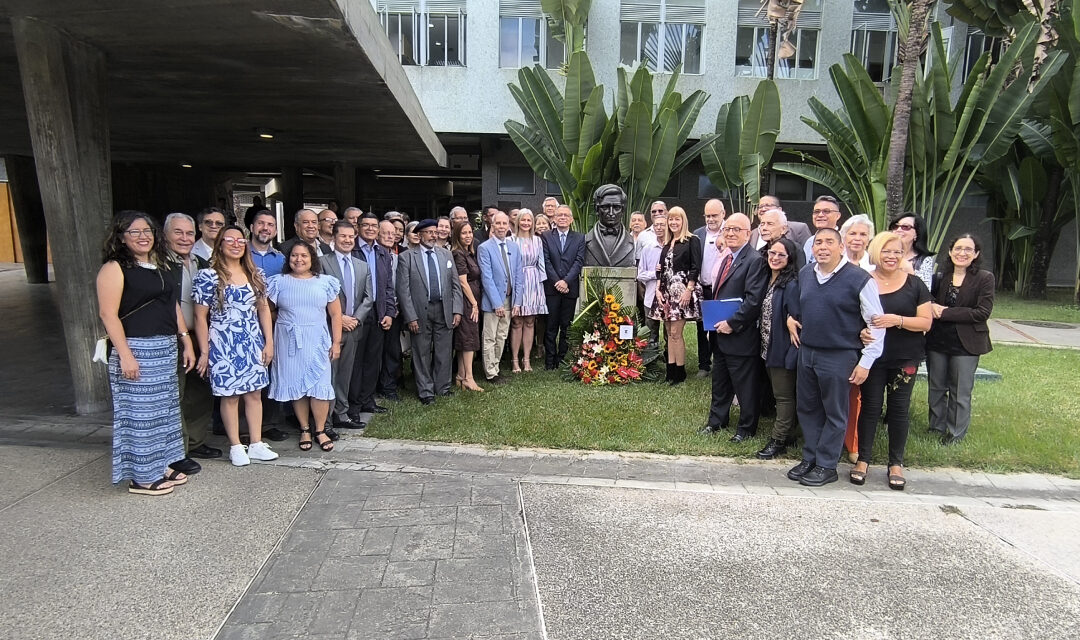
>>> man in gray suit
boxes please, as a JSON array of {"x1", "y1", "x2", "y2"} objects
[
  {"x1": 396, "y1": 219, "x2": 463, "y2": 405},
  {"x1": 320, "y1": 221, "x2": 374, "y2": 430}
]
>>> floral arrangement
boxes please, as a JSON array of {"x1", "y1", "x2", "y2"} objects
[{"x1": 566, "y1": 281, "x2": 659, "y2": 385}]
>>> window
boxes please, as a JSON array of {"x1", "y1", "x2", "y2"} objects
[
  {"x1": 735, "y1": 0, "x2": 820, "y2": 79},
  {"x1": 498, "y1": 166, "x2": 535, "y2": 195},
  {"x1": 499, "y1": 1, "x2": 567, "y2": 69},
  {"x1": 378, "y1": 1, "x2": 467, "y2": 67},
  {"x1": 964, "y1": 28, "x2": 1005, "y2": 81},
  {"x1": 851, "y1": 0, "x2": 897, "y2": 83},
  {"x1": 619, "y1": 1, "x2": 705, "y2": 74}
]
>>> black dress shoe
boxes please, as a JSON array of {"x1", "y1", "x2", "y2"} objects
[
  {"x1": 323, "y1": 427, "x2": 340, "y2": 441},
  {"x1": 334, "y1": 418, "x2": 366, "y2": 429},
  {"x1": 756, "y1": 440, "x2": 787, "y2": 460},
  {"x1": 263, "y1": 427, "x2": 289, "y2": 441},
  {"x1": 362, "y1": 405, "x2": 389, "y2": 414},
  {"x1": 380, "y1": 392, "x2": 401, "y2": 401},
  {"x1": 698, "y1": 425, "x2": 723, "y2": 436},
  {"x1": 787, "y1": 460, "x2": 814, "y2": 481},
  {"x1": 171, "y1": 457, "x2": 202, "y2": 476},
  {"x1": 729, "y1": 430, "x2": 752, "y2": 443},
  {"x1": 188, "y1": 444, "x2": 223, "y2": 459},
  {"x1": 420, "y1": 397, "x2": 435, "y2": 406},
  {"x1": 799, "y1": 465, "x2": 838, "y2": 487}
]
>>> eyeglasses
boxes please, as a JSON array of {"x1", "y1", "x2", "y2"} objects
[
  {"x1": 202, "y1": 220, "x2": 225, "y2": 228},
  {"x1": 650, "y1": 209, "x2": 664, "y2": 214},
  {"x1": 880, "y1": 249, "x2": 904, "y2": 257},
  {"x1": 891, "y1": 223, "x2": 915, "y2": 231},
  {"x1": 722, "y1": 227, "x2": 749, "y2": 233},
  {"x1": 319, "y1": 218, "x2": 337, "y2": 224},
  {"x1": 812, "y1": 209, "x2": 838, "y2": 215},
  {"x1": 222, "y1": 238, "x2": 247, "y2": 246},
  {"x1": 767, "y1": 251, "x2": 789, "y2": 259},
  {"x1": 125, "y1": 228, "x2": 154, "y2": 238},
  {"x1": 951, "y1": 246, "x2": 976, "y2": 254}
]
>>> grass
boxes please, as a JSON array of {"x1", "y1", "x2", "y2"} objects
[
  {"x1": 993, "y1": 288, "x2": 1080, "y2": 323},
  {"x1": 365, "y1": 339, "x2": 1080, "y2": 478}
]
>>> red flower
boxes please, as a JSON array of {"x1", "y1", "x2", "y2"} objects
[{"x1": 902, "y1": 364, "x2": 917, "y2": 376}]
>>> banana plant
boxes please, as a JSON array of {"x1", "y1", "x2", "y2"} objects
[
  {"x1": 505, "y1": 51, "x2": 713, "y2": 230},
  {"x1": 701, "y1": 79, "x2": 782, "y2": 214}
]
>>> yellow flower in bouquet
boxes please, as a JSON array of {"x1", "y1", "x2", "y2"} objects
[
  {"x1": 611, "y1": 303, "x2": 621, "y2": 311},
  {"x1": 604, "y1": 294, "x2": 615, "y2": 304},
  {"x1": 608, "y1": 324, "x2": 618, "y2": 334}
]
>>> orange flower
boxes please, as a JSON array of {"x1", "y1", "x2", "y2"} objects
[{"x1": 604, "y1": 294, "x2": 616, "y2": 304}]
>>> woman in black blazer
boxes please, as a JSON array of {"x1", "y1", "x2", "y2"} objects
[
  {"x1": 649, "y1": 207, "x2": 703, "y2": 385},
  {"x1": 925, "y1": 233, "x2": 995, "y2": 444},
  {"x1": 756, "y1": 237, "x2": 800, "y2": 460}
]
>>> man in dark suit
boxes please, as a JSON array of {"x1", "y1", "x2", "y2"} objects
[
  {"x1": 320, "y1": 221, "x2": 373, "y2": 430},
  {"x1": 396, "y1": 219, "x2": 463, "y2": 404},
  {"x1": 473, "y1": 204, "x2": 499, "y2": 245},
  {"x1": 692, "y1": 198, "x2": 726, "y2": 377},
  {"x1": 349, "y1": 212, "x2": 397, "y2": 426},
  {"x1": 701, "y1": 213, "x2": 769, "y2": 442},
  {"x1": 752, "y1": 195, "x2": 812, "y2": 248},
  {"x1": 541, "y1": 204, "x2": 586, "y2": 369}
]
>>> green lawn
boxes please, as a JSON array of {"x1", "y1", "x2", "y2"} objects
[
  {"x1": 365, "y1": 339, "x2": 1080, "y2": 478},
  {"x1": 993, "y1": 288, "x2": 1080, "y2": 323}
]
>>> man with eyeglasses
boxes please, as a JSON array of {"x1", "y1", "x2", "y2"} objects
[
  {"x1": 693, "y1": 199, "x2": 727, "y2": 377},
  {"x1": 786, "y1": 228, "x2": 884, "y2": 487},
  {"x1": 802, "y1": 195, "x2": 844, "y2": 264},
  {"x1": 317, "y1": 209, "x2": 338, "y2": 255},
  {"x1": 192, "y1": 207, "x2": 226, "y2": 261},
  {"x1": 701, "y1": 213, "x2": 769, "y2": 442},
  {"x1": 756, "y1": 195, "x2": 811, "y2": 247}
]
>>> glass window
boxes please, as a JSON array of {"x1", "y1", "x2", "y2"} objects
[
  {"x1": 381, "y1": 9, "x2": 466, "y2": 67},
  {"x1": 964, "y1": 30, "x2": 1004, "y2": 80},
  {"x1": 500, "y1": 18, "x2": 521, "y2": 68},
  {"x1": 618, "y1": 1, "x2": 704, "y2": 74},
  {"x1": 500, "y1": 15, "x2": 565, "y2": 69},
  {"x1": 736, "y1": 26, "x2": 819, "y2": 79},
  {"x1": 545, "y1": 22, "x2": 565, "y2": 69},
  {"x1": 498, "y1": 166, "x2": 535, "y2": 195},
  {"x1": 774, "y1": 174, "x2": 809, "y2": 201}
]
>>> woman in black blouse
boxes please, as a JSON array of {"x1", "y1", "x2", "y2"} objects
[
  {"x1": 926, "y1": 233, "x2": 994, "y2": 444},
  {"x1": 852, "y1": 231, "x2": 933, "y2": 490},
  {"x1": 649, "y1": 206, "x2": 703, "y2": 385}
]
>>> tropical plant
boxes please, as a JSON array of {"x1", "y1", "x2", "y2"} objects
[
  {"x1": 541, "y1": 0, "x2": 592, "y2": 66},
  {"x1": 504, "y1": 51, "x2": 712, "y2": 229},
  {"x1": 701, "y1": 80, "x2": 782, "y2": 214}
]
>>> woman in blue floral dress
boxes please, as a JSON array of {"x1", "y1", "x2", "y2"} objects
[
  {"x1": 193, "y1": 226, "x2": 277, "y2": 467},
  {"x1": 266, "y1": 241, "x2": 343, "y2": 453}
]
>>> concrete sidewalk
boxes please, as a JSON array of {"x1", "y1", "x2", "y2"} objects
[{"x1": 990, "y1": 317, "x2": 1080, "y2": 349}]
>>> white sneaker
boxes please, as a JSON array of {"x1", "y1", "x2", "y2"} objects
[
  {"x1": 247, "y1": 441, "x2": 279, "y2": 462},
  {"x1": 229, "y1": 444, "x2": 250, "y2": 467}
]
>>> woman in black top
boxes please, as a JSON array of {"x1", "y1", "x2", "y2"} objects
[
  {"x1": 649, "y1": 207, "x2": 703, "y2": 385},
  {"x1": 756, "y1": 238, "x2": 801, "y2": 460},
  {"x1": 852, "y1": 231, "x2": 933, "y2": 490},
  {"x1": 96, "y1": 211, "x2": 195, "y2": 496}
]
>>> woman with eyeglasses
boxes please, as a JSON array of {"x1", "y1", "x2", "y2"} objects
[
  {"x1": 193, "y1": 225, "x2": 276, "y2": 467},
  {"x1": 850, "y1": 231, "x2": 933, "y2": 490},
  {"x1": 888, "y1": 213, "x2": 935, "y2": 289},
  {"x1": 925, "y1": 233, "x2": 994, "y2": 445},
  {"x1": 755, "y1": 237, "x2": 801, "y2": 460},
  {"x1": 97, "y1": 211, "x2": 195, "y2": 496}
]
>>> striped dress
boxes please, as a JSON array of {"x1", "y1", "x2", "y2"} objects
[
  {"x1": 514, "y1": 234, "x2": 548, "y2": 316},
  {"x1": 266, "y1": 274, "x2": 340, "y2": 401}
]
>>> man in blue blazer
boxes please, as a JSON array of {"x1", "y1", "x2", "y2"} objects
[
  {"x1": 477, "y1": 211, "x2": 524, "y2": 382},
  {"x1": 701, "y1": 213, "x2": 769, "y2": 442},
  {"x1": 541, "y1": 204, "x2": 585, "y2": 369}
]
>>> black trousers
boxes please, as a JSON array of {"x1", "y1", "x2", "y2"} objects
[
  {"x1": 857, "y1": 365, "x2": 916, "y2": 467},
  {"x1": 349, "y1": 315, "x2": 382, "y2": 413},
  {"x1": 696, "y1": 284, "x2": 713, "y2": 370},
  {"x1": 706, "y1": 343, "x2": 761, "y2": 434},
  {"x1": 378, "y1": 313, "x2": 403, "y2": 396},
  {"x1": 544, "y1": 293, "x2": 576, "y2": 368}
]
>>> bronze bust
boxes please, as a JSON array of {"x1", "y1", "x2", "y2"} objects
[{"x1": 584, "y1": 184, "x2": 635, "y2": 267}]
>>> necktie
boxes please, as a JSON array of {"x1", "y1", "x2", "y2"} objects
[
  {"x1": 426, "y1": 250, "x2": 441, "y2": 302},
  {"x1": 500, "y1": 242, "x2": 512, "y2": 296},
  {"x1": 560, "y1": 232, "x2": 566, "y2": 251},
  {"x1": 715, "y1": 253, "x2": 733, "y2": 293},
  {"x1": 341, "y1": 256, "x2": 354, "y2": 316}
]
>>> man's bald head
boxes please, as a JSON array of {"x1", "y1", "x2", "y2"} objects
[
  {"x1": 758, "y1": 195, "x2": 781, "y2": 212},
  {"x1": 721, "y1": 212, "x2": 752, "y2": 250},
  {"x1": 703, "y1": 199, "x2": 726, "y2": 231}
]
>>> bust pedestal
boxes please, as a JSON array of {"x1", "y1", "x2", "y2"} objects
[{"x1": 580, "y1": 266, "x2": 638, "y2": 311}]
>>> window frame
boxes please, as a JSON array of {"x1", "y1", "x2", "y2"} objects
[
  {"x1": 734, "y1": 25, "x2": 820, "y2": 80},
  {"x1": 380, "y1": 4, "x2": 467, "y2": 67},
  {"x1": 498, "y1": 15, "x2": 566, "y2": 69}
]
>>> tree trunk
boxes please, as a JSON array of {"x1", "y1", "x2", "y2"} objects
[
  {"x1": 766, "y1": 21, "x2": 778, "y2": 81},
  {"x1": 885, "y1": 0, "x2": 935, "y2": 220},
  {"x1": 1024, "y1": 166, "x2": 1064, "y2": 299}
]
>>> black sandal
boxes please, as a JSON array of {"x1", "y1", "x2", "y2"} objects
[
  {"x1": 298, "y1": 426, "x2": 313, "y2": 452},
  {"x1": 849, "y1": 462, "x2": 868, "y2": 486},
  {"x1": 163, "y1": 469, "x2": 188, "y2": 485},
  {"x1": 313, "y1": 429, "x2": 334, "y2": 452},
  {"x1": 888, "y1": 465, "x2": 907, "y2": 491},
  {"x1": 129, "y1": 479, "x2": 174, "y2": 496}
]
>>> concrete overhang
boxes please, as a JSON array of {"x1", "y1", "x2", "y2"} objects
[{"x1": 0, "y1": 0, "x2": 446, "y2": 169}]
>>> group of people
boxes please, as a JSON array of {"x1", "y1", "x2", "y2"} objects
[{"x1": 97, "y1": 192, "x2": 994, "y2": 496}]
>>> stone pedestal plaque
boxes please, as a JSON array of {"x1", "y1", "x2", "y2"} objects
[{"x1": 580, "y1": 266, "x2": 638, "y2": 310}]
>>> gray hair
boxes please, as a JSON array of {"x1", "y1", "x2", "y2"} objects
[
  {"x1": 164, "y1": 212, "x2": 195, "y2": 231},
  {"x1": 760, "y1": 208, "x2": 788, "y2": 225},
  {"x1": 294, "y1": 208, "x2": 316, "y2": 224},
  {"x1": 343, "y1": 206, "x2": 362, "y2": 217},
  {"x1": 840, "y1": 214, "x2": 875, "y2": 238},
  {"x1": 449, "y1": 206, "x2": 467, "y2": 217}
]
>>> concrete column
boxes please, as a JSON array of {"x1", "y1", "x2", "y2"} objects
[
  {"x1": 2, "y1": 155, "x2": 49, "y2": 283},
  {"x1": 334, "y1": 162, "x2": 357, "y2": 209},
  {"x1": 280, "y1": 167, "x2": 304, "y2": 239},
  {"x1": 13, "y1": 17, "x2": 112, "y2": 414}
]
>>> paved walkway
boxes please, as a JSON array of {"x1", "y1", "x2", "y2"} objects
[{"x1": 990, "y1": 317, "x2": 1080, "y2": 349}]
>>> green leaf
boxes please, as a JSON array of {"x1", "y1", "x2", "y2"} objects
[
  {"x1": 641, "y1": 108, "x2": 681, "y2": 204},
  {"x1": 629, "y1": 64, "x2": 653, "y2": 116},
  {"x1": 505, "y1": 120, "x2": 575, "y2": 191},
  {"x1": 563, "y1": 51, "x2": 596, "y2": 151},
  {"x1": 739, "y1": 80, "x2": 781, "y2": 176},
  {"x1": 577, "y1": 85, "x2": 608, "y2": 160},
  {"x1": 617, "y1": 101, "x2": 652, "y2": 186}
]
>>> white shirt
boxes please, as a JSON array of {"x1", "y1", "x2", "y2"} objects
[
  {"x1": 813, "y1": 256, "x2": 885, "y2": 369},
  {"x1": 700, "y1": 228, "x2": 722, "y2": 288},
  {"x1": 636, "y1": 234, "x2": 662, "y2": 308},
  {"x1": 635, "y1": 229, "x2": 658, "y2": 263},
  {"x1": 192, "y1": 238, "x2": 213, "y2": 262}
]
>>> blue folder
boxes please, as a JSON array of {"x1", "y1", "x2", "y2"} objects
[{"x1": 702, "y1": 298, "x2": 743, "y2": 329}]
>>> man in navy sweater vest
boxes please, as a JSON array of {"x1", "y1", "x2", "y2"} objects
[{"x1": 787, "y1": 228, "x2": 884, "y2": 486}]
